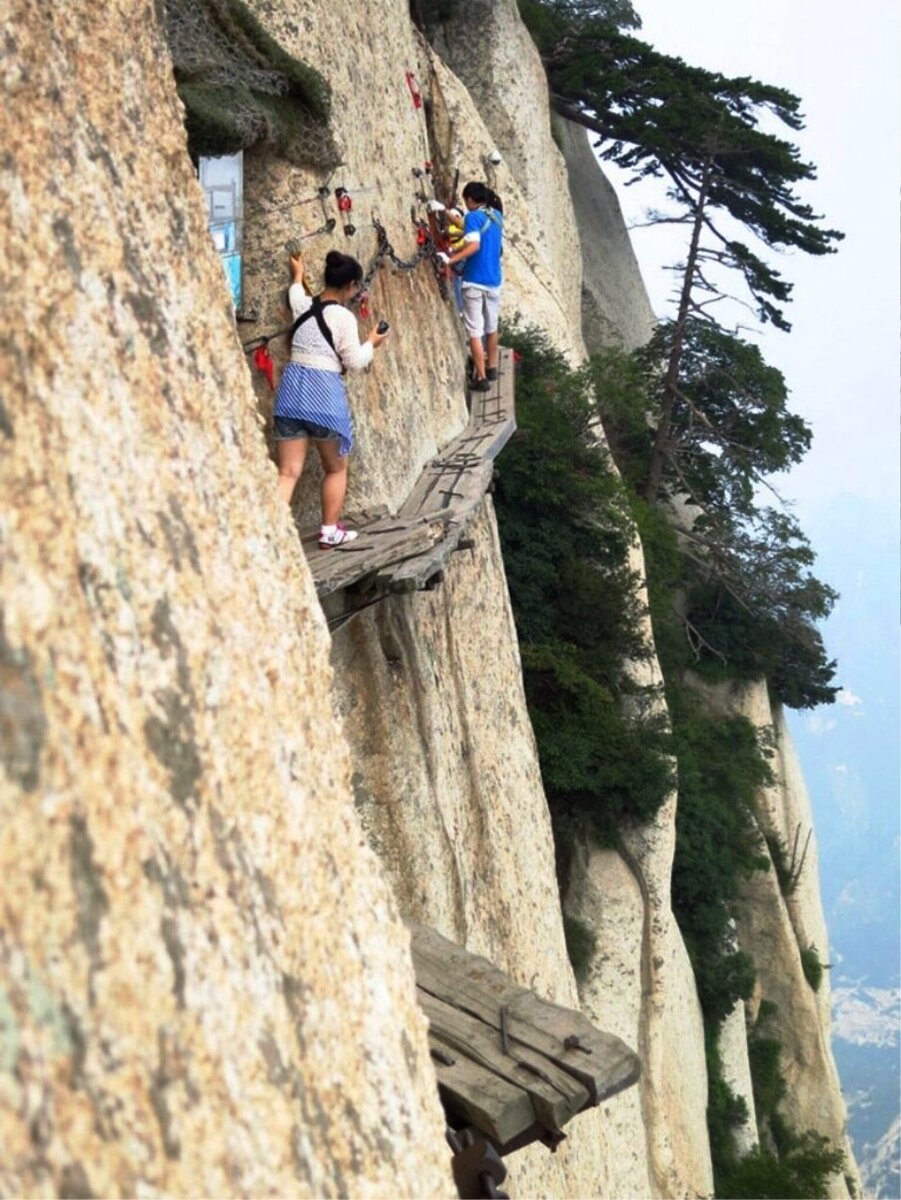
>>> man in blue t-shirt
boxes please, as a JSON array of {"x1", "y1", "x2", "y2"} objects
[{"x1": 440, "y1": 181, "x2": 504, "y2": 392}]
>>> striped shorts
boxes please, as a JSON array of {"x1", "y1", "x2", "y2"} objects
[{"x1": 274, "y1": 364, "x2": 353, "y2": 457}]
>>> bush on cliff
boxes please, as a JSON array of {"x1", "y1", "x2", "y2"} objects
[
  {"x1": 669, "y1": 697, "x2": 771, "y2": 1024},
  {"x1": 799, "y1": 942, "x2": 827, "y2": 992},
  {"x1": 591, "y1": 342, "x2": 838, "y2": 710},
  {"x1": 493, "y1": 320, "x2": 673, "y2": 846},
  {"x1": 718, "y1": 1134, "x2": 846, "y2": 1200}
]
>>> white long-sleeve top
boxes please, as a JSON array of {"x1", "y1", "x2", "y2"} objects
[{"x1": 288, "y1": 284, "x2": 374, "y2": 373}]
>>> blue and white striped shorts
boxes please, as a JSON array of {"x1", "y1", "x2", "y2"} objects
[{"x1": 274, "y1": 364, "x2": 353, "y2": 456}]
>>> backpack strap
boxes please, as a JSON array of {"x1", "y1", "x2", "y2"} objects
[
  {"x1": 477, "y1": 208, "x2": 504, "y2": 258},
  {"x1": 479, "y1": 208, "x2": 503, "y2": 236},
  {"x1": 289, "y1": 295, "x2": 345, "y2": 373}
]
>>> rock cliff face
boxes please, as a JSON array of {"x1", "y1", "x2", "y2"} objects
[
  {"x1": 555, "y1": 119, "x2": 657, "y2": 354},
  {"x1": 0, "y1": 3, "x2": 450, "y2": 1195},
  {"x1": 0, "y1": 0, "x2": 855, "y2": 1197},
  {"x1": 696, "y1": 678, "x2": 860, "y2": 1197}
]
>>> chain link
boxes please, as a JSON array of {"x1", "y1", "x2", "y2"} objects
[{"x1": 243, "y1": 217, "x2": 439, "y2": 351}]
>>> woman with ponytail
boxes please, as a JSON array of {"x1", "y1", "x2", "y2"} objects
[{"x1": 273, "y1": 249, "x2": 390, "y2": 548}]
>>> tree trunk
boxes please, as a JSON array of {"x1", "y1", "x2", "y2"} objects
[{"x1": 644, "y1": 157, "x2": 713, "y2": 504}]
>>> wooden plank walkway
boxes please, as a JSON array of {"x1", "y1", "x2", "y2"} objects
[
  {"x1": 306, "y1": 347, "x2": 516, "y2": 598},
  {"x1": 409, "y1": 922, "x2": 640, "y2": 1156}
]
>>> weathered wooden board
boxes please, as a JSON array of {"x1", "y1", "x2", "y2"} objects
[
  {"x1": 428, "y1": 1034, "x2": 540, "y2": 1148},
  {"x1": 303, "y1": 514, "x2": 451, "y2": 597},
  {"x1": 409, "y1": 922, "x2": 640, "y2": 1108},
  {"x1": 375, "y1": 467, "x2": 493, "y2": 593},
  {"x1": 306, "y1": 347, "x2": 516, "y2": 598},
  {"x1": 417, "y1": 988, "x2": 589, "y2": 1133}
]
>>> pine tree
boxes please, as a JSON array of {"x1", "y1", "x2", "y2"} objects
[{"x1": 518, "y1": 10, "x2": 843, "y2": 502}]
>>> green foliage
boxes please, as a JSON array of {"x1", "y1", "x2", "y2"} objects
[
  {"x1": 594, "y1": 338, "x2": 839, "y2": 709},
  {"x1": 680, "y1": 508, "x2": 839, "y2": 709},
  {"x1": 749, "y1": 1034, "x2": 786, "y2": 1126},
  {"x1": 717, "y1": 1134, "x2": 845, "y2": 1199},
  {"x1": 523, "y1": 645, "x2": 673, "y2": 842},
  {"x1": 669, "y1": 698, "x2": 772, "y2": 1025},
  {"x1": 587, "y1": 345, "x2": 655, "y2": 496},
  {"x1": 563, "y1": 914, "x2": 597, "y2": 982},
  {"x1": 420, "y1": 0, "x2": 639, "y2": 47},
  {"x1": 765, "y1": 831, "x2": 797, "y2": 895},
  {"x1": 633, "y1": 320, "x2": 812, "y2": 517},
  {"x1": 756, "y1": 998, "x2": 779, "y2": 1023},
  {"x1": 518, "y1": 0, "x2": 640, "y2": 53},
  {"x1": 411, "y1": 0, "x2": 457, "y2": 30},
  {"x1": 800, "y1": 943, "x2": 827, "y2": 992},
  {"x1": 712, "y1": 1018, "x2": 846, "y2": 1197},
  {"x1": 706, "y1": 1024, "x2": 751, "y2": 1181},
  {"x1": 493, "y1": 320, "x2": 673, "y2": 843}
]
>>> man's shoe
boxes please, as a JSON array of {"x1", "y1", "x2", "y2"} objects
[
  {"x1": 470, "y1": 377, "x2": 491, "y2": 392},
  {"x1": 486, "y1": 367, "x2": 498, "y2": 381}
]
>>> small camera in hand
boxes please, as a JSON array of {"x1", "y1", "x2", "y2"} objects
[{"x1": 376, "y1": 320, "x2": 390, "y2": 334}]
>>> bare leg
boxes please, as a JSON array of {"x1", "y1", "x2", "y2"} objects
[
  {"x1": 485, "y1": 330, "x2": 499, "y2": 373},
  {"x1": 469, "y1": 335, "x2": 487, "y2": 380},
  {"x1": 315, "y1": 439, "x2": 349, "y2": 526},
  {"x1": 277, "y1": 437, "x2": 309, "y2": 504}
]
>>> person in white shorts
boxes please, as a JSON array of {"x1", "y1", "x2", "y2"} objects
[{"x1": 439, "y1": 181, "x2": 504, "y2": 392}]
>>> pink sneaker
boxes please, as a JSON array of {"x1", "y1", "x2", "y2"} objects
[{"x1": 319, "y1": 524, "x2": 359, "y2": 550}]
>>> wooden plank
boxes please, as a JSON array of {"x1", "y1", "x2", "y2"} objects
[
  {"x1": 306, "y1": 345, "x2": 517, "y2": 597},
  {"x1": 408, "y1": 922, "x2": 639, "y2": 1107},
  {"x1": 417, "y1": 989, "x2": 589, "y2": 1133},
  {"x1": 380, "y1": 517, "x2": 476, "y2": 593},
  {"x1": 507, "y1": 992, "x2": 639, "y2": 1104},
  {"x1": 427, "y1": 1033, "x2": 536, "y2": 1148},
  {"x1": 379, "y1": 476, "x2": 492, "y2": 592},
  {"x1": 308, "y1": 518, "x2": 451, "y2": 597}
]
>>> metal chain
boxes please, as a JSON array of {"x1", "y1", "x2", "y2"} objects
[
  {"x1": 242, "y1": 218, "x2": 437, "y2": 351},
  {"x1": 346, "y1": 218, "x2": 437, "y2": 311}
]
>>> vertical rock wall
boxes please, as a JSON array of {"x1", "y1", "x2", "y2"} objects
[
  {"x1": 566, "y1": 804, "x2": 715, "y2": 1198},
  {"x1": 697, "y1": 678, "x2": 860, "y2": 1197},
  {"x1": 720, "y1": 1002, "x2": 760, "y2": 1157},
  {"x1": 329, "y1": 504, "x2": 616, "y2": 1197},
  {"x1": 0, "y1": 3, "x2": 450, "y2": 1195},
  {"x1": 427, "y1": 0, "x2": 585, "y2": 354},
  {"x1": 238, "y1": 3, "x2": 617, "y2": 1192},
  {"x1": 555, "y1": 118, "x2": 657, "y2": 354}
]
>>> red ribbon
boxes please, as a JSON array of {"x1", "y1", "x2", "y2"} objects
[
  {"x1": 252, "y1": 344, "x2": 275, "y2": 390},
  {"x1": 405, "y1": 70, "x2": 423, "y2": 110}
]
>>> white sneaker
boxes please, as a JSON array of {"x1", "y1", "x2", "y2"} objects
[{"x1": 318, "y1": 524, "x2": 359, "y2": 550}]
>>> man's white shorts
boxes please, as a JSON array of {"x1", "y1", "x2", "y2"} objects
[{"x1": 461, "y1": 284, "x2": 502, "y2": 339}]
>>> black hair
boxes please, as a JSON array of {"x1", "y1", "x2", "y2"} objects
[
  {"x1": 324, "y1": 250, "x2": 363, "y2": 288},
  {"x1": 462, "y1": 180, "x2": 504, "y2": 214}
]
